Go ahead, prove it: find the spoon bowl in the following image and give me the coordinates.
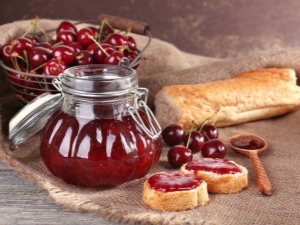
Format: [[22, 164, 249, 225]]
[[229, 133, 268, 156], [229, 133, 273, 196]]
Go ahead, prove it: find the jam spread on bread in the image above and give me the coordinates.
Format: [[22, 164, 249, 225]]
[[148, 173, 204, 192], [185, 158, 242, 174]]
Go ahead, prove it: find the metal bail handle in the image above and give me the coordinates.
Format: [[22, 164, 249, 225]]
[[129, 88, 162, 139], [52, 74, 63, 92]]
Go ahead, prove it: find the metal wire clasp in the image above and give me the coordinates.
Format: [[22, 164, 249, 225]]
[[128, 88, 162, 139], [52, 74, 63, 92]]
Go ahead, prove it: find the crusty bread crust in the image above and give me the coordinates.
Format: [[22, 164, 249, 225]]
[[142, 177, 209, 211], [181, 161, 248, 194], [154, 68, 300, 130]]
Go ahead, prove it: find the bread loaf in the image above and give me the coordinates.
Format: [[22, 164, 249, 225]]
[[142, 173, 209, 211], [154, 68, 300, 130], [181, 158, 248, 194]]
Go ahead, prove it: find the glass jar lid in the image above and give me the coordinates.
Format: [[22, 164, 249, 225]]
[[9, 93, 63, 149]]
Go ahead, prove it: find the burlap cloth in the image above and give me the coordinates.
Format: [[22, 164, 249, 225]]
[[1, 19, 300, 225]]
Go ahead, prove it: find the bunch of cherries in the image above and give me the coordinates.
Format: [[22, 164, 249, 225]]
[[0, 19, 140, 101], [162, 121, 227, 168]]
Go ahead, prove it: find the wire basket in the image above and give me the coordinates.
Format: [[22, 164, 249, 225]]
[[0, 16, 152, 103]]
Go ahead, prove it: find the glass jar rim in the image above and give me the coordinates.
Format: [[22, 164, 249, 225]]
[[58, 64, 139, 98]]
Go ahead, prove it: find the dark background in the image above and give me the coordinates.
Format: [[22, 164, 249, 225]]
[[1, 0, 300, 58]]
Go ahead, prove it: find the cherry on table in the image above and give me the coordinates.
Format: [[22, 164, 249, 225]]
[[201, 124, 218, 141], [168, 145, 193, 168], [201, 139, 226, 159], [56, 21, 77, 34], [162, 124, 185, 146], [183, 130, 205, 153]]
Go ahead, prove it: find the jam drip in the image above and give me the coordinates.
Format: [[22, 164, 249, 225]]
[[185, 158, 242, 175], [148, 173, 203, 192]]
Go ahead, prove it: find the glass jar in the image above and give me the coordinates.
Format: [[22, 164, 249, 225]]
[[35, 65, 162, 187]]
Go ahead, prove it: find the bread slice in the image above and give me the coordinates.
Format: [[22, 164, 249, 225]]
[[181, 158, 248, 194], [143, 173, 209, 211], [154, 68, 300, 130]]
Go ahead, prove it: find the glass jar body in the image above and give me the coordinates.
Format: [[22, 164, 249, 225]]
[[40, 96, 162, 187], [39, 65, 162, 187]]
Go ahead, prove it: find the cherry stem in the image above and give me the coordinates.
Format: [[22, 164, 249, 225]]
[[21, 17, 38, 38], [87, 33, 110, 57], [97, 20, 106, 42], [23, 50, 29, 73], [185, 120, 196, 148], [11, 56, 20, 72], [36, 24, 52, 41], [212, 107, 220, 126], [199, 118, 209, 132], [52, 41, 63, 48]]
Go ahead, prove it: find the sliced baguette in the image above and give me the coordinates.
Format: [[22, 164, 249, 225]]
[[143, 173, 209, 211], [181, 159, 248, 194]]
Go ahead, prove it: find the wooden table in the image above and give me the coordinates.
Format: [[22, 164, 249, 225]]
[[0, 75, 119, 225]]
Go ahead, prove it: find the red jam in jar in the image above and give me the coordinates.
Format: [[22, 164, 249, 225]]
[[185, 158, 242, 175], [40, 65, 162, 187], [148, 173, 204, 192]]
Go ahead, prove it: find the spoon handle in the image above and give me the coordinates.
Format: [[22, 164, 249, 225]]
[[249, 151, 273, 196]]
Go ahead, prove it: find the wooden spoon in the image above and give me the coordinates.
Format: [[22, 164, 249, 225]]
[[229, 134, 273, 196]]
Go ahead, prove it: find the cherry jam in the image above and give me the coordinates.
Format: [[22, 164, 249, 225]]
[[148, 173, 203, 192], [39, 65, 163, 187], [41, 109, 162, 187], [185, 158, 242, 175], [232, 139, 264, 150]]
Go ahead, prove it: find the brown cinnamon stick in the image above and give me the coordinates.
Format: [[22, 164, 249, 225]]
[[99, 14, 150, 35]]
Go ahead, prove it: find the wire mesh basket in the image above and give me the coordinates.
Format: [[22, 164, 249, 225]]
[[0, 15, 152, 103]]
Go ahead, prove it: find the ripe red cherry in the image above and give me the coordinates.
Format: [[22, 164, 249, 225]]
[[67, 42, 83, 53], [86, 42, 98, 55], [43, 59, 66, 76], [52, 45, 75, 65], [126, 36, 137, 50], [93, 43, 114, 63], [36, 42, 53, 54], [168, 145, 193, 168], [10, 37, 34, 58], [25, 35, 39, 44], [28, 47, 52, 68], [183, 131, 205, 153], [1, 43, 12, 62], [7, 64, 25, 86], [77, 27, 98, 47], [201, 139, 226, 159], [162, 124, 185, 146], [99, 24, 114, 40], [105, 33, 127, 46], [56, 30, 77, 45], [56, 21, 77, 34], [201, 124, 218, 141], [74, 50, 93, 65], [103, 51, 124, 65], [123, 50, 139, 69], [23, 76, 41, 90]]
